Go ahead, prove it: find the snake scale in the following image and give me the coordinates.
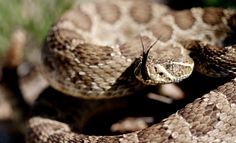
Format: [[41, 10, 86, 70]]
[[26, 0, 236, 142]]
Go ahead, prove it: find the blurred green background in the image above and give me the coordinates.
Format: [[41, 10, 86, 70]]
[[0, 0, 80, 58], [0, 0, 235, 59], [203, 0, 236, 7]]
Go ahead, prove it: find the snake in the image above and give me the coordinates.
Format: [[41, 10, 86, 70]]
[[26, 0, 236, 142]]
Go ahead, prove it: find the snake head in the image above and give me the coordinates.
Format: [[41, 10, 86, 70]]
[[134, 57, 194, 85], [134, 39, 194, 85]]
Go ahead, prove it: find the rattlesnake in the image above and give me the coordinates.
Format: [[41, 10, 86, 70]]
[[26, 0, 236, 142]]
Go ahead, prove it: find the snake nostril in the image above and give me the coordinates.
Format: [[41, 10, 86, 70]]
[[154, 67, 158, 72]]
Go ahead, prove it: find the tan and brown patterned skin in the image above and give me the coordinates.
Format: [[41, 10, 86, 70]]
[[27, 0, 236, 142]]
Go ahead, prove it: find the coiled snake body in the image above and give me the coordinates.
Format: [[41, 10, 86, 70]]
[[27, 0, 236, 142]]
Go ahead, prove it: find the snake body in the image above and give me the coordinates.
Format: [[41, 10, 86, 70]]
[[27, 0, 236, 142]]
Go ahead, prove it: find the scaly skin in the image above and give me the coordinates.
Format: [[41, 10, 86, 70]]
[[27, 0, 236, 142]]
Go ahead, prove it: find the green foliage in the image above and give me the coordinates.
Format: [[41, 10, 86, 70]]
[[0, 0, 75, 54], [0, 0, 22, 53], [203, 0, 236, 8]]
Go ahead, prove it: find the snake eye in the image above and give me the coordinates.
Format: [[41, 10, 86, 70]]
[[154, 67, 164, 76], [159, 72, 164, 76]]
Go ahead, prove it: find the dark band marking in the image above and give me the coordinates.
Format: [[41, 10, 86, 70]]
[[171, 10, 196, 30], [130, 0, 152, 24], [149, 23, 173, 42], [61, 8, 92, 31], [202, 8, 224, 26], [96, 2, 121, 24]]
